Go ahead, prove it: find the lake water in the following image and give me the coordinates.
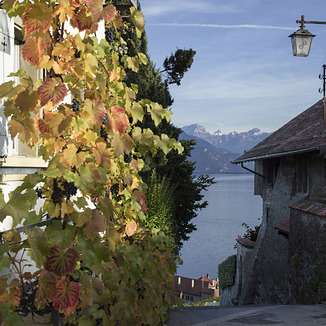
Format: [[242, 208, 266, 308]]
[[176, 173, 262, 280]]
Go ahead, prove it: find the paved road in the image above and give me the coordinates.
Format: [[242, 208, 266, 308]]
[[167, 304, 326, 325]]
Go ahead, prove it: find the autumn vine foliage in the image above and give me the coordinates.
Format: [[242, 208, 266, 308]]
[[0, 0, 182, 324]]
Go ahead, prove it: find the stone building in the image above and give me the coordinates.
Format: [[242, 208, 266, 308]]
[[226, 100, 326, 305]]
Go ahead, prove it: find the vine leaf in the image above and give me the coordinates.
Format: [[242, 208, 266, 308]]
[[36, 118, 49, 134], [89, 0, 103, 23], [84, 210, 106, 241], [45, 245, 79, 276], [84, 99, 105, 125], [111, 134, 134, 156], [22, 36, 46, 66], [126, 220, 137, 237], [130, 7, 145, 38], [92, 142, 111, 165], [27, 227, 50, 268], [103, 4, 116, 22], [52, 279, 80, 317], [0, 288, 21, 307], [15, 90, 38, 113], [22, 3, 52, 36], [75, 8, 93, 31], [63, 144, 86, 168], [110, 107, 129, 135], [37, 78, 67, 106], [35, 270, 57, 309]]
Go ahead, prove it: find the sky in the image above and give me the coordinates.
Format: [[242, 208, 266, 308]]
[[139, 0, 326, 134]]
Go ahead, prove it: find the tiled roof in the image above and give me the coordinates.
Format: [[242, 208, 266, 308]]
[[275, 219, 290, 235], [290, 200, 326, 217], [236, 237, 255, 248], [233, 100, 326, 163], [174, 275, 218, 297]]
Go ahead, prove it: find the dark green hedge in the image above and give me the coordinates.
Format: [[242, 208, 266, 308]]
[[218, 255, 237, 290]]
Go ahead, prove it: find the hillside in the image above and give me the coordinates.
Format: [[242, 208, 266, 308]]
[[181, 132, 245, 174]]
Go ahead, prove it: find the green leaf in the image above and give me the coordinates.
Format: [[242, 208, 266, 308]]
[[45, 245, 79, 276], [0, 243, 10, 271], [74, 165, 94, 194], [8, 312, 24, 326], [138, 53, 148, 65], [129, 102, 144, 124], [0, 81, 14, 99], [27, 227, 50, 268], [130, 7, 145, 38]]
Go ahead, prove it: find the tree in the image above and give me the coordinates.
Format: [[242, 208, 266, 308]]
[[120, 9, 214, 254], [162, 48, 196, 86], [0, 1, 181, 324]]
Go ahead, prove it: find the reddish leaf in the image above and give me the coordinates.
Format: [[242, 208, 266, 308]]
[[0, 289, 7, 304], [110, 107, 129, 135], [52, 279, 80, 317], [22, 36, 46, 66], [35, 270, 57, 308], [36, 118, 49, 134], [0, 288, 21, 307], [89, 0, 103, 23], [93, 101, 106, 124], [22, 3, 52, 36], [84, 210, 106, 241], [45, 245, 79, 276], [134, 191, 147, 213], [126, 220, 137, 237], [103, 4, 116, 22], [75, 8, 93, 31], [37, 78, 67, 106]]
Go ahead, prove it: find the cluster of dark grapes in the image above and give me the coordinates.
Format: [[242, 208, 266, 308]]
[[63, 181, 78, 198], [105, 26, 115, 44], [51, 179, 78, 204], [16, 281, 52, 317], [100, 126, 108, 142], [102, 113, 109, 125], [124, 153, 132, 164], [72, 99, 80, 112], [35, 187, 44, 199]]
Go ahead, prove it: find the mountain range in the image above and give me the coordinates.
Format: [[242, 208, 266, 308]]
[[181, 124, 271, 174]]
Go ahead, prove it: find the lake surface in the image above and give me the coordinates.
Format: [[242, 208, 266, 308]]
[[176, 174, 262, 280]]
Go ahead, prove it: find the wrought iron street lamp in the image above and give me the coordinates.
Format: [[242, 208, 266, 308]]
[[289, 15, 326, 57]]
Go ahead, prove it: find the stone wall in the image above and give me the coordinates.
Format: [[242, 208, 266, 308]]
[[289, 208, 326, 304]]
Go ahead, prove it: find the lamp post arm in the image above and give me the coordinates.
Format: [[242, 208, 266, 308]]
[[297, 15, 326, 28]]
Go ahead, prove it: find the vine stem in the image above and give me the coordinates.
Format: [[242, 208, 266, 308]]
[[7, 251, 25, 294]]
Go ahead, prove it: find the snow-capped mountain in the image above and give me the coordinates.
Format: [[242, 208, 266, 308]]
[[182, 124, 271, 154]]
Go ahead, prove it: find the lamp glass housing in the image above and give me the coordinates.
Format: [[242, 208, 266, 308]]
[[289, 27, 315, 57]]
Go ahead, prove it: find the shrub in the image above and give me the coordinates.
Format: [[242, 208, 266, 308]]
[[218, 255, 237, 290]]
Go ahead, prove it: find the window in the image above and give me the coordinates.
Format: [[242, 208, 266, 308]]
[[186, 295, 189, 300], [190, 296, 193, 302], [296, 157, 308, 193], [265, 158, 280, 187]]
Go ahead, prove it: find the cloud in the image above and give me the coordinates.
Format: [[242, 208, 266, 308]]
[[148, 22, 293, 31]]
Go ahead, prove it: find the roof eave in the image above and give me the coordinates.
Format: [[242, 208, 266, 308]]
[[232, 146, 320, 164]]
